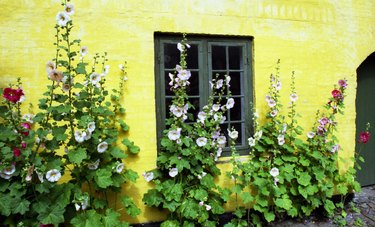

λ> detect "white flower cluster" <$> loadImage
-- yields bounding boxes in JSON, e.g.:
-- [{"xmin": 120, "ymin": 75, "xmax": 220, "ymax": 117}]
[
  {"xmin": 74, "ymin": 122, "xmax": 95, "ymax": 143},
  {"xmin": 198, "ymin": 201, "xmax": 212, "ymax": 211},
  {"xmin": 169, "ymin": 65, "xmax": 191, "ymax": 89},
  {"xmin": 270, "ymin": 167, "xmax": 280, "ymax": 186},
  {"xmin": 56, "ymin": 3, "xmax": 74, "ymax": 27},
  {"xmin": 248, "ymin": 130, "xmax": 262, "ymax": 147}
]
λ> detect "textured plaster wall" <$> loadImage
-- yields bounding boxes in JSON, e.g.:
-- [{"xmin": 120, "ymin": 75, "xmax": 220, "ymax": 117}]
[{"xmin": 1, "ymin": 0, "xmax": 374, "ymax": 224}]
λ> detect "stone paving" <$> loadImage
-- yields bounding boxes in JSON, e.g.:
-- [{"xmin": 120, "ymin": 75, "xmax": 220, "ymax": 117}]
[{"xmin": 270, "ymin": 185, "xmax": 375, "ymax": 227}]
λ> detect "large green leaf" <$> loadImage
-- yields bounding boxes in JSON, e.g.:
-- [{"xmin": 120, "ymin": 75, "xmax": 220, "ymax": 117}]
[
  {"xmin": 13, "ymin": 200, "xmax": 30, "ymax": 215},
  {"xmin": 95, "ymin": 168, "xmax": 113, "ymax": 188},
  {"xmin": 70, "ymin": 210, "xmax": 102, "ymax": 227},
  {"xmin": 68, "ymin": 148, "xmax": 87, "ymax": 165}
]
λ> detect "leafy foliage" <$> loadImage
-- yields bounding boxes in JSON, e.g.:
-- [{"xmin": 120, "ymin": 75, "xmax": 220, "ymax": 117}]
[
  {"xmin": 226, "ymin": 62, "xmax": 365, "ymax": 225},
  {"xmin": 142, "ymin": 36, "xmax": 231, "ymax": 225}
]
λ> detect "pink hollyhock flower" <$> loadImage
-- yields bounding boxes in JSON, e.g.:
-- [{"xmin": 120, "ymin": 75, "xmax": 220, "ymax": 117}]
[
  {"xmin": 331, "ymin": 89, "xmax": 343, "ymax": 101},
  {"xmin": 338, "ymin": 79, "xmax": 347, "ymax": 89},
  {"xmin": 358, "ymin": 132, "xmax": 370, "ymax": 144},
  {"xmin": 20, "ymin": 122, "xmax": 31, "ymax": 136},
  {"xmin": 3, "ymin": 88, "xmax": 24, "ymax": 103},
  {"xmin": 13, "ymin": 148, "xmax": 21, "ymax": 157},
  {"xmin": 21, "ymin": 141, "xmax": 27, "ymax": 149},
  {"xmin": 319, "ymin": 117, "xmax": 329, "ymax": 126}
]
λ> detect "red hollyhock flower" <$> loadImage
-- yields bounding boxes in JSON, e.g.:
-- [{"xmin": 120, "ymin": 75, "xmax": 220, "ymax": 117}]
[
  {"xmin": 21, "ymin": 141, "xmax": 27, "ymax": 149},
  {"xmin": 3, "ymin": 88, "xmax": 24, "ymax": 103},
  {"xmin": 13, "ymin": 148, "xmax": 21, "ymax": 157},
  {"xmin": 20, "ymin": 122, "xmax": 31, "ymax": 136},
  {"xmin": 358, "ymin": 132, "xmax": 371, "ymax": 144},
  {"xmin": 331, "ymin": 89, "xmax": 343, "ymax": 101}
]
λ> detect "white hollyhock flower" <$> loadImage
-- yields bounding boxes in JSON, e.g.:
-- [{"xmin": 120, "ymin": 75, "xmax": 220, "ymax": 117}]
[
  {"xmin": 278, "ymin": 137, "xmax": 285, "ymax": 146},
  {"xmin": 228, "ymin": 129, "xmax": 238, "ymax": 140},
  {"xmin": 290, "ymin": 93, "xmax": 298, "ymax": 102},
  {"xmin": 103, "ymin": 65, "xmax": 110, "ymax": 75},
  {"xmin": 225, "ymin": 75, "xmax": 231, "ymax": 86},
  {"xmin": 170, "ymin": 105, "xmax": 184, "ymax": 118},
  {"xmin": 196, "ymin": 137, "xmax": 207, "ymax": 147},
  {"xmin": 267, "ymin": 99, "xmax": 276, "ymax": 108},
  {"xmin": 270, "ymin": 167, "xmax": 279, "ymax": 177},
  {"xmin": 87, "ymin": 159, "xmax": 100, "ymax": 170},
  {"xmin": 265, "ymin": 94, "xmax": 272, "ymax": 102},
  {"xmin": 119, "ymin": 64, "xmax": 125, "ymax": 71},
  {"xmin": 74, "ymin": 130, "xmax": 86, "ymax": 143},
  {"xmin": 216, "ymin": 79, "xmax": 224, "ymax": 89},
  {"xmin": 87, "ymin": 122, "xmax": 96, "ymax": 133},
  {"xmin": 2, "ymin": 164, "xmax": 16, "ymax": 176},
  {"xmin": 90, "ymin": 73, "xmax": 101, "ymax": 85},
  {"xmin": 22, "ymin": 113, "xmax": 34, "ymax": 123},
  {"xmin": 248, "ymin": 137, "xmax": 256, "ymax": 147},
  {"xmin": 62, "ymin": 83, "xmax": 71, "ymax": 92},
  {"xmin": 168, "ymin": 128, "xmax": 181, "ymax": 141},
  {"xmin": 97, "ymin": 141, "xmax": 108, "ymax": 153},
  {"xmin": 46, "ymin": 169, "xmax": 62, "ymax": 182},
  {"xmin": 169, "ymin": 168, "xmax": 178, "ymax": 177},
  {"xmin": 143, "ymin": 172, "xmax": 154, "ymax": 182},
  {"xmin": 177, "ymin": 43, "xmax": 184, "ymax": 52},
  {"xmin": 64, "ymin": 3, "xmax": 75, "ymax": 15},
  {"xmin": 274, "ymin": 81, "xmax": 282, "ymax": 90},
  {"xmin": 254, "ymin": 130, "xmax": 263, "ymax": 140},
  {"xmin": 205, "ymin": 204, "xmax": 212, "ymax": 211},
  {"xmin": 177, "ymin": 69, "xmax": 191, "ymax": 81},
  {"xmin": 212, "ymin": 104, "xmax": 220, "ymax": 112},
  {"xmin": 307, "ymin": 132, "xmax": 315, "ymax": 139},
  {"xmin": 56, "ymin": 12, "xmax": 71, "ymax": 27},
  {"xmin": 216, "ymin": 147, "xmax": 223, "ymax": 157},
  {"xmin": 226, "ymin": 98, "xmax": 235, "ymax": 109},
  {"xmin": 115, "ymin": 163, "xmax": 125, "ymax": 173},
  {"xmin": 80, "ymin": 46, "xmax": 88, "ymax": 56},
  {"xmin": 46, "ymin": 61, "xmax": 56, "ymax": 74},
  {"xmin": 270, "ymin": 110, "xmax": 278, "ymax": 117},
  {"xmin": 197, "ymin": 111, "xmax": 206, "ymax": 123},
  {"xmin": 217, "ymin": 136, "xmax": 227, "ymax": 147},
  {"xmin": 199, "ymin": 201, "xmax": 204, "ymax": 206}
]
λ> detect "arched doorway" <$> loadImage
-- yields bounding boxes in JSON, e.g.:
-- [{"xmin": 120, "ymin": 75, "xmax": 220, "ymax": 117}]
[{"xmin": 356, "ymin": 52, "xmax": 375, "ymax": 186}]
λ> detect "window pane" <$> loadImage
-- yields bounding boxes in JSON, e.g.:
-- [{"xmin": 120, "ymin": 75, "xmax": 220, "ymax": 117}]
[
  {"xmin": 212, "ymin": 45, "xmax": 227, "ymax": 70},
  {"xmin": 186, "ymin": 44, "xmax": 199, "ymax": 69},
  {"xmin": 186, "ymin": 71, "xmax": 199, "ymax": 96},
  {"xmin": 230, "ymin": 97, "xmax": 243, "ymax": 121},
  {"xmin": 229, "ymin": 72, "xmax": 242, "ymax": 95},
  {"xmin": 164, "ymin": 43, "xmax": 180, "ymax": 69},
  {"xmin": 229, "ymin": 46, "xmax": 242, "ymax": 70}
]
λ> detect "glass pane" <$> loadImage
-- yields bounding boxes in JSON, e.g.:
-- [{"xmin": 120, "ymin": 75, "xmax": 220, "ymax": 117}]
[
  {"xmin": 186, "ymin": 44, "xmax": 199, "ymax": 69},
  {"xmin": 164, "ymin": 43, "xmax": 180, "ymax": 69},
  {"xmin": 229, "ymin": 46, "xmax": 242, "ymax": 70},
  {"xmin": 186, "ymin": 71, "xmax": 199, "ymax": 96},
  {"xmin": 212, "ymin": 45, "xmax": 227, "ymax": 70},
  {"xmin": 229, "ymin": 72, "xmax": 242, "ymax": 95},
  {"xmin": 229, "ymin": 97, "xmax": 243, "ymax": 121}
]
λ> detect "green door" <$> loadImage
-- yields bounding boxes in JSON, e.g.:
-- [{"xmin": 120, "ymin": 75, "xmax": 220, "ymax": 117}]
[{"xmin": 356, "ymin": 52, "xmax": 375, "ymax": 186}]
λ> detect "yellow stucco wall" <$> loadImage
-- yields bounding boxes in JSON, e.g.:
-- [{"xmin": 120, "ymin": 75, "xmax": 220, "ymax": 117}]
[{"xmin": 1, "ymin": 0, "xmax": 374, "ymax": 224}]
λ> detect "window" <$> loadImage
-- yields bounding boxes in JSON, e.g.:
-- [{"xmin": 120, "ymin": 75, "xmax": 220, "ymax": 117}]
[{"xmin": 154, "ymin": 34, "xmax": 253, "ymax": 155}]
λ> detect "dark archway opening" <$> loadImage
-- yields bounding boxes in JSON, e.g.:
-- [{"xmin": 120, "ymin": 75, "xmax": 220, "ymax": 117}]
[{"xmin": 356, "ymin": 52, "xmax": 375, "ymax": 186}]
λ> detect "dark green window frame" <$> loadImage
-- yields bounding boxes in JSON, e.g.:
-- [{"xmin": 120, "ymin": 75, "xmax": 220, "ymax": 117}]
[{"xmin": 154, "ymin": 34, "xmax": 253, "ymax": 156}]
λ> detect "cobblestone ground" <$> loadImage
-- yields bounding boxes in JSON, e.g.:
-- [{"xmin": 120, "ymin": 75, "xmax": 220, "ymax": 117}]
[{"xmin": 270, "ymin": 185, "xmax": 375, "ymax": 227}]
